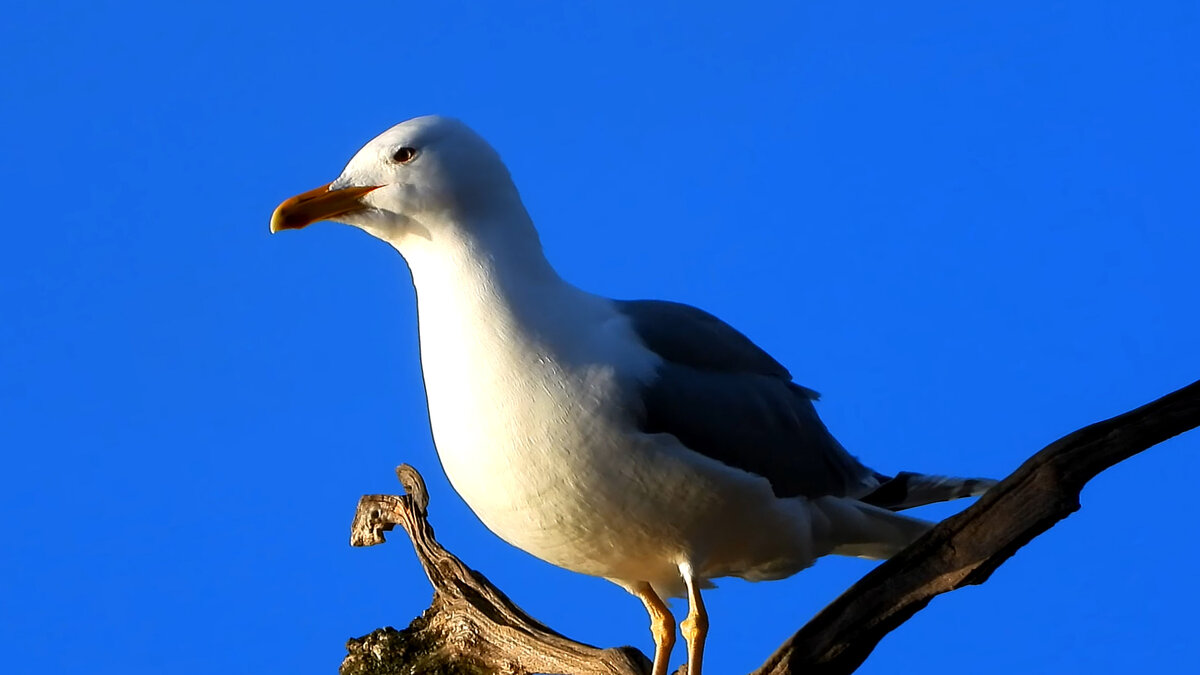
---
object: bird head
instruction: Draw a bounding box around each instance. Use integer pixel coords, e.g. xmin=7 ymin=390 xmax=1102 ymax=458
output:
xmin=270 ymin=115 xmax=519 ymax=244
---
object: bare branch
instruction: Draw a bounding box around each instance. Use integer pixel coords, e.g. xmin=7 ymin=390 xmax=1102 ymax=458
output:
xmin=341 ymin=466 xmax=650 ymax=675
xmin=752 ymin=377 xmax=1200 ymax=675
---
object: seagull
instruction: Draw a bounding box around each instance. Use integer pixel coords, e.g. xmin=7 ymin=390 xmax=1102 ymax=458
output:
xmin=271 ymin=115 xmax=994 ymax=675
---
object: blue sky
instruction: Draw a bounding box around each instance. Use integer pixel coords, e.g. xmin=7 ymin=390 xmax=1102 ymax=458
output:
xmin=2 ymin=2 xmax=1197 ymax=673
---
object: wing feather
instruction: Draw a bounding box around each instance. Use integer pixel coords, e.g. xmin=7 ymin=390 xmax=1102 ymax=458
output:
xmin=616 ymin=299 xmax=875 ymax=499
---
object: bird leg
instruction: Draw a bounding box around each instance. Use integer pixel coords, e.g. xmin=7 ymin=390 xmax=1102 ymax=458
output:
xmin=678 ymin=563 xmax=709 ymax=675
xmin=630 ymin=582 xmax=675 ymax=675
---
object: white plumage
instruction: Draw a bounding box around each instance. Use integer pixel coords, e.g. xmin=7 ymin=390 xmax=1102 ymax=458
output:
xmin=271 ymin=115 xmax=993 ymax=675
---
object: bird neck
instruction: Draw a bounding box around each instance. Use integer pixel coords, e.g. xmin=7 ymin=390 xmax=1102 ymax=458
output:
xmin=401 ymin=205 xmax=561 ymax=283
xmin=390 ymin=206 xmax=588 ymax=347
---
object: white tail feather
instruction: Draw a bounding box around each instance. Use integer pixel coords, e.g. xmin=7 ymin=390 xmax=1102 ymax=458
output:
xmin=811 ymin=497 xmax=933 ymax=560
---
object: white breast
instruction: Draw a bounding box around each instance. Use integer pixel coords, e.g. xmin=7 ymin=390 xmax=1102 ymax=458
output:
xmin=402 ymin=230 xmax=669 ymax=565
xmin=393 ymin=227 xmax=819 ymax=596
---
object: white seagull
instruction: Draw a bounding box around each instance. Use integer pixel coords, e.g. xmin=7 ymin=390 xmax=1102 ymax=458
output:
xmin=271 ymin=115 xmax=994 ymax=675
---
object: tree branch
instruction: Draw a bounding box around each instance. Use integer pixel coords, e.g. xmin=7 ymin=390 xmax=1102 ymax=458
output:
xmin=340 ymin=378 xmax=1200 ymax=675
xmin=753 ymin=376 xmax=1200 ymax=674
xmin=341 ymin=465 xmax=650 ymax=675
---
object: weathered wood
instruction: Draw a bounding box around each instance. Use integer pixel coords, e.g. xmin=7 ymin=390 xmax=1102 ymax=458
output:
xmin=752 ymin=377 xmax=1200 ymax=675
xmin=341 ymin=378 xmax=1200 ymax=675
xmin=341 ymin=466 xmax=650 ymax=675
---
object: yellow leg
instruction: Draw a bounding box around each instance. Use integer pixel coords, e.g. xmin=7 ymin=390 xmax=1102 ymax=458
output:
xmin=679 ymin=563 xmax=708 ymax=675
xmin=631 ymin=582 xmax=676 ymax=675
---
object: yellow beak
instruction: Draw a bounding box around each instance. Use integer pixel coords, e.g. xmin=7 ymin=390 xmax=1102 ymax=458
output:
xmin=270 ymin=183 xmax=383 ymax=233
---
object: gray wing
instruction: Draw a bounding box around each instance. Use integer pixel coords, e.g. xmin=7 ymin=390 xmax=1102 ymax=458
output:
xmin=617 ymin=299 xmax=876 ymax=499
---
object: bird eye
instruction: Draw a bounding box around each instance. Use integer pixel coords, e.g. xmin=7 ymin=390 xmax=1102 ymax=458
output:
xmin=391 ymin=147 xmax=418 ymax=164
